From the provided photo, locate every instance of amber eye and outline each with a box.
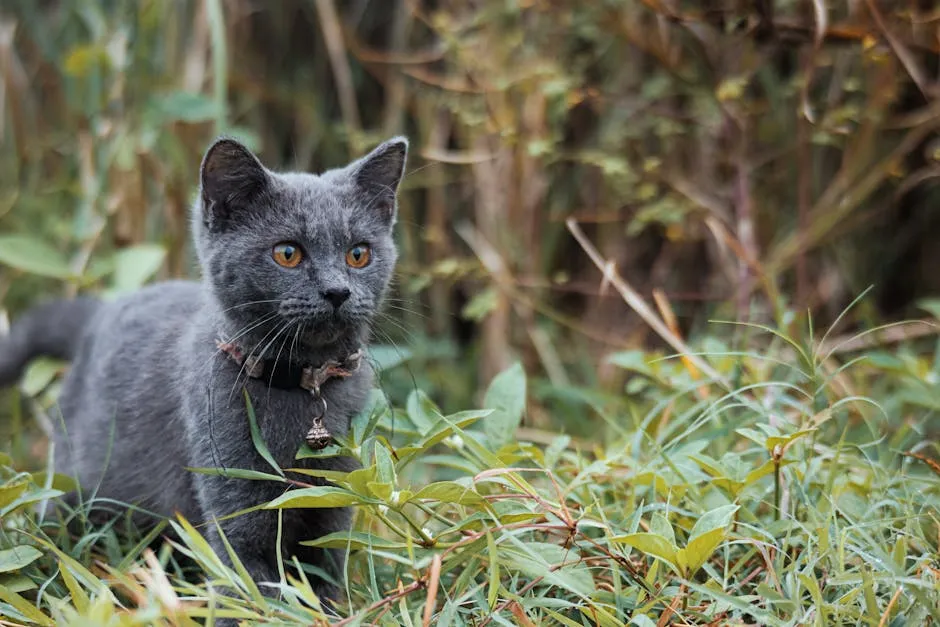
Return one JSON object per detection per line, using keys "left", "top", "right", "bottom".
{"left": 346, "top": 244, "right": 371, "bottom": 268}
{"left": 273, "top": 242, "right": 303, "bottom": 268}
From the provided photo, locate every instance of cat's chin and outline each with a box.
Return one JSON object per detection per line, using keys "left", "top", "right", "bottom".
{"left": 301, "top": 322, "right": 357, "bottom": 348}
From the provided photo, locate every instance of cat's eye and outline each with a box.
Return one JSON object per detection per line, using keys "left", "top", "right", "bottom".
{"left": 346, "top": 244, "right": 371, "bottom": 269}
{"left": 273, "top": 242, "right": 303, "bottom": 268}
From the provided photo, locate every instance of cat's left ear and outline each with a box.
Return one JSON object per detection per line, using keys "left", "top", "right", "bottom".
{"left": 350, "top": 137, "right": 408, "bottom": 224}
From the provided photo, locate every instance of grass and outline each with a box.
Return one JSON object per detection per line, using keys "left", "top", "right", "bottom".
{"left": 1, "top": 304, "right": 938, "bottom": 626}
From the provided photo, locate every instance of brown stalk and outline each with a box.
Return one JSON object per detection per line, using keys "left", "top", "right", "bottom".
{"left": 313, "top": 0, "right": 362, "bottom": 153}
{"left": 566, "top": 219, "right": 730, "bottom": 390}
{"left": 864, "top": 0, "right": 932, "bottom": 99}
{"left": 422, "top": 553, "right": 442, "bottom": 626}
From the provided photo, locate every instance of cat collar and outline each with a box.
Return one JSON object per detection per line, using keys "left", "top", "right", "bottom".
{"left": 215, "top": 339, "right": 363, "bottom": 450}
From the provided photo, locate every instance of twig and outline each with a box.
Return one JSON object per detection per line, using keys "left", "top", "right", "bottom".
{"left": 565, "top": 219, "right": 730, "bottom": 390}
{"left": 864, "top": 0, "right": 931, "bottom": 99}
{"left": 332, "top": 579, "right": 425, "bottom": 626}
{"left": 422, "top": 553, "right": 441, "bottom": 626}
{"left": 314, "top": 0, "right": 362, "bottom": 152}
{"left": 878, "top": 586, "right": 903, "bottom": 627}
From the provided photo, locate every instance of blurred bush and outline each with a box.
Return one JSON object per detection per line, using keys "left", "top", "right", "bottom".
{"left": 0, "top": 0, "right": 938, "bottom": 412}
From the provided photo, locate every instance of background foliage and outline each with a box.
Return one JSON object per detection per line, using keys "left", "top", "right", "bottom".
{"left": 0, "top": 1, "right": 938, "bottom": 625}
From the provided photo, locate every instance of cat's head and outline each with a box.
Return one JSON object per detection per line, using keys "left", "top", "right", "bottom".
{"left": 193, "top": 136, "right": 407, "bottom": 353}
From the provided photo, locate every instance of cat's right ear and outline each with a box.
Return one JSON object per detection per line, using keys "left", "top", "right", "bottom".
{"left": 199, "top": 138, "right": 270, "bottom": 229}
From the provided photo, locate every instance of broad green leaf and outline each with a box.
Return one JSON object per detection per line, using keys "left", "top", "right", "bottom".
{"left": 482, "top": 362, "right": 527, "bottom": 449}
{"left": 185, "top": 467, "right": 286, "bottom": 482}
{"left": 20, "top": 358, "right": 64, "bottom": 396}
{"left": 394, "top": 410, "right": 491, "bottom": 466}
{"left": 0, "top": 235, "right": 73, "bottom": 279}
{"left": 28, "top": 471, "right": 77, "bottom": 494}
{"left": 0, "top": 583, "right": 54, "bottom": 625}
{"left": 111, "top": 244, "right": 166, "bottom": 292}
{"left": 744, "top": 459, "right": 795, "bottom": 487}
{"left": 677, "top": 527, "right": 727, "bottom": 575}
{"left": 736, "top": 427, "right": 768, "bottom": 448}
{"left": 0, "top": 574, "right": 35, "bottom": 593}
{"left": 1, "top": 488, "right": 64, "bottom": 517}
{"left": 0, "top": 478, "right": 29, "bottom": 511}
{"left": 688, "top": 504, "right": 739, "bottom": 541}
{"left": 366, "top": 481, "right": 394, "bottom": 501}
{"left": 765, "top": 428, "right": 817, "bottom": 453}
{"left": 368, "top": 345, "right": 413, "bottom": 373}
{"left": 406, "top": 389, "right": 440, "bottom": 434}
{"left": 501, "top": 540, "right": 595, "bottom": 598}
{"left": 611, "top": 533, "right": 678, "bottom": 570}
{"left": 147, "top": 90, "right": 220, "bottom": 123}
{"left": 58, "top": 559, "right": 89, "bottom": 614}
{"left": 263, "top": 486, "right": 364, "bottom": 509}
{"left": 676, "top": 504, "right": 738, "bottom": 575}
{"left": 373, "top": 442, "right": 396, "bottom": 486}
{"left": 486, "top": 531, "right": 499, "bottom": 609}
{"left": 649, "top": 512, "right": 676, "bottom": 547}
{"left": 607, "top": 350, "right": 655, "bottom": 377}
{"left": 244, "top": 390, "right": 284, "bottom": 476}
{"left": 410, "top": 481, "right": 483, "bottom": 505}
{"left": 300, "top": 531, "right": 407, "bottom": 550}
{"left": 0, "top": 546, "right": 42, "bottom": 573}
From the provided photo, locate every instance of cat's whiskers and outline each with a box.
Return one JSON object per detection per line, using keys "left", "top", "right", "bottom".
{"left": 218, "top": 299, "right": 281, "bottom": 315}
{"left": 374, "top": 311, "right": 418, "bottom": 344}
{"left": 382, "top": 303, "right": 427, "bottom": 320}
{"left": 226, "top": 317, "right": 288, "bottom": 403}
{"left": 199, "top": 311, "right": 280, "bottom": 373}
{"left": 264, "top": 318, "right": 300, "bottom": 401}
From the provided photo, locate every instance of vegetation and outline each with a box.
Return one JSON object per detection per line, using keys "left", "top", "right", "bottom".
{"left": 0, "top": 1, "right": 938, "bottom": 625}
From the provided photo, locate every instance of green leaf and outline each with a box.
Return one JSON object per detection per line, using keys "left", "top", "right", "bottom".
{"left": 373, "top": 443, "right": 396, "bottom": 485}
{"left": 765, "top": 428, "right": 816, "bottom": 453}
{"left": 611, "top": 533, "right": 678, "bottom": 570}
{"left": 147, "top": 90, "right": 220, "bottom": 123}
{"left": 263, "top": 486, "right": 364, "bottom": 509}
{"left": 20, "top": 358, "right": 64, "bottom": 396}
{"left": 410, "top": 481, "right": 483, "bottom": 505}
{"left": 244, "top": 390, "right": 284, "bottom": 476}
{"left": 58, "top": 559, "right": 89, "bottom": 614}
{"left": 28, "top": 471, "right": 76, "bottom": 494}
{"left": 607, "top": 350, "right": 655, "bottom": 376}
{"left": 110, "top": 244, "right": 166, "bottom": 292}
{"left": 368, "top": 345, "right": 413, "bottom": 372}
{"left": 0, "top": 478, "right": 29, "bottom": 511}
{"left": 0, "top": 583, "right": 54, "bottom": 625}
{"left": 406, "top": 389, "right": 441, "bottom": 434}
{"left": 501, "top": 540, "right": 595, "bottom": 598}
{"left": 0, "top": 546, "right": 43, "bottom": 573}
{"left": 688, "top": 504, "right": 739, "bottom": 541}
{"left": 677, "top": 527, "right": 726, "bottom": 575}
{"left": 676, "top": 504, "right": 738, "bottom": 575}
{"left": 461, "top": 286, "right": 499, "bottom": 321}
{"left": 0, "top": 235, "right": 73, "bottom": 279}
{"left": 649, "top": 512, "right": 676, "bottom": 547}
{"left": 486, "top": 531, "right": 499, "bottom": 609}
{"left": 300, "top": 531, "right": 407, "bottom": 550}
{"left": 185, "top": 467, "right": 287, "bottom": 482}
{"left": 0, "top": 574, "right": 35, "bottom": 593}
{"left": 482, "top": 362, "right": 527, "bottom": 449}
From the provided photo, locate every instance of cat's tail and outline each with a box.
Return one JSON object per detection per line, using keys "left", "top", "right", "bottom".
{"left": 0, "top": 297, "right": 101, "bottom": 388}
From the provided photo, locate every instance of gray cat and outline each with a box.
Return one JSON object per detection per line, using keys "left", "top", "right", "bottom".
{"left": 0, "top": 136, "right": 407, "bottom": 613}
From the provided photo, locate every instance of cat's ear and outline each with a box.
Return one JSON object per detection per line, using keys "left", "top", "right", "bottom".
{"left": 350, "top": 137, "right": 408, "bottom": 223}
{"left": 199, "top": 138, "right": 270, "bottom": 228}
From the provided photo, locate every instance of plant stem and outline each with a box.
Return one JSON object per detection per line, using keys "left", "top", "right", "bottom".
{"left": 774, "top": 459, "right": 781, "bottom": 521}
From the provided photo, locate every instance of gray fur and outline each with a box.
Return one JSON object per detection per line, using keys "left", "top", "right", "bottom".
{"left": 0, "top": 137, "right": 408, "bottom": 609}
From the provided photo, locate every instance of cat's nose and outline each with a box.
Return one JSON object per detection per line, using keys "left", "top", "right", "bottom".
{"left": 322, "top": 287, "right": 351, "bottom": 309}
